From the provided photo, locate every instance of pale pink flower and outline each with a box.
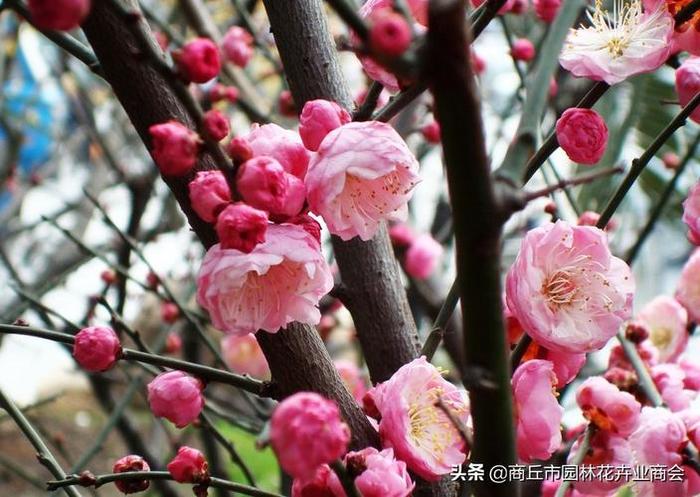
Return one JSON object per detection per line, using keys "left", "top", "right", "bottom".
{"left": 147, "top": 371, "right": 204, "bottom": 428}
{"left": 505, "top": 221, "right": 634, "bottom": 354}
{"left": 335, "top": 360, "right": 367, "bottom": 402}
{"left": 629, "top": 407, "right": 688, "bottom": 497}
{"left": 651, "top": 363, "right": 693, "bottom": 411}
{"left": 221, "top": 26, "right": 254, "bottom": 68}
{"left": 188, "top": 171, "right": 231, "bottom": 223}
{"left": 221, "top": 334, "right": 270, "bottom": 379}
{"left": 113, "top": 455, "right": 150, "bottom": 494}
{"left": 215, "top": 203, "right": 268, "bottom": 253}
{"left": 305, "top": 121, "right": 420, "bottom": 241}
{"left": 555, "top": 108, "right": 608, "bottom": 165}
{"left": 676, "top": 249, "right": 700, "bottom": 322}
{"left": 149, "top": 121, "right": 200, "bottom": 176}
{"left": 365, "top": 356, "right": 469, "bottom": 481}
{"left": 404, "top": 234, "right": 443, "bottom": 280}
{"left": 346, "top": 447, "right": 415, "bottom": 497}
{"left": 236, "top": 156, "right": 307, "bottom": 220}
{"left": 512, "top": 360, "right": 563, "bottom": 462}
{"left": 679, "top": 356, "right": 700, "bottom": 390}
{"left": 291, "top": 464, "right": 345, "bottom": 497}
{"left": 576, "top": 377, "right": 641, "bottom": 436}
{"left": 675, "top": 57, "right": 700, "bottom": 125}
{"left": 270, "top": 392, "right": 351, "bottom": 480}
{"left": 196, "top": 223, "right": 333, "bottom": 335}
{"left": 299, "top": 100, "right": 351, "bottom": 152}
{"left": 683, "top": 180, "right": 700, "bottom": 244}
{"left": 638, "top": 296, "right": 689, "bottom": 362}
{"left": 173, "top": 38, "right": 221, "bottom": 84}
{"left": 519, "top": 339, "right": 586, "bottom": 387}
{"left": 243, "top": 123, "right": 310, "bottom": 179}
{"left": 570, "top": 431, "right": 632, "bottom": 495}
{"left": 28, "top": 0, "right": 91, "bottom": 31}
{"left": 167, "top": 446, "right": 209, "bottom": 483}
{"left": 559, "top": 0, "right": 673, "bottom": 85}
{"left": 73, "top": 326, "right": 121, "bottom": 372}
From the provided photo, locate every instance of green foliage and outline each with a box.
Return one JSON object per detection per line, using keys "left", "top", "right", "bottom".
{"left": 218, "top": 423, "right": 281, "bottom": 492}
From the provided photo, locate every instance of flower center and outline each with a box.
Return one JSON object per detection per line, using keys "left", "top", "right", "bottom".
{"left": 542, "top": 269, "right": 579, "bottom": 309}
{"left": 407, "top": 388, "right": 463, "bottom": 456}
{"left": 650, "top": 326, "right": 673, "bottom": 349}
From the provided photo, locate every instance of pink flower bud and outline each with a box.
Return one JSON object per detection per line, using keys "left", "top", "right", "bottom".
{"left": 352, "top": 448, "right": 415, "bottom": 497}
{"left": 215, "top": 203, "right": 268, "bottom": 252}
{"left": 221, "top": 26, "right": 254, "bottom": 68}
{"left": 663, "top": 152, "right": 680, "bottom": 170}
{"left": 421, "top": 120, "right": 441, "bottom": 144}
{"left": 147, "top": 371, "right": 204, "bottom": 428}
{"left": 509, "top": 0, "right": 527, "bottom": 14}
{"left": 236, "top": 156, "right": 306, "bottom": 220}
{"left": 28, "top": 0, "right": 91, "bottom": 31}
{"left": 279, "top": 90, "right": 296, "bottom": 117}
{"left": 676, "top": 249, "right": 700, "bottom": 322}
{"left": 404, "top": 234, "right": 443, "bottom": 280}
{"left": 299, "top": 99, "right": 351, "bottom": 152}
{"left": 388, "top": 223, "right": 416, "bottom": 248}
{"left": 113, "top": 455, "right": 150, "bottom": 494}
{"left": 73, "top": 326, "right": 121, "bottom": 372}
{"left": 576, "top": 377, "right": 641, "bottom": 436}
{"left": 167, "top": 446, "right": 209, "bottom": 483}
{"left": 209, "top": 84, "right": 239, "bottom": 104}
{"left": 149, "top": 121, "right": 200, "bottom": 176}
{"left": 549, "top": 78, "right": 559, "bottom": 98}
{"left": 100, "top": 269, "right": 117, "bottom": 285}
{"left": 533, "top": 0, "right": 561, "bottom": 22}
{"left": 471, "top": 50, "right": 486, "bottom": 75}
{"left": 511, "top": 38, "right": 535, "bottom": 61}
{"left": 203, "top": 109, "right": 230, "bottom": 142}
{"left": 226, "top": 136, "right": 254, "bottom": 165}
{"left": 161, "top": 302, "right": 180, "bottom": 324}
{"left": 270, "top": 392, "right": 351, "bottom": 480}
{"left": 471, "top": 0, "right": 514, "bottom": 14}
{"left": 243, "top": 123, "right": 310, "bottom": 179}
{"left": 555, "top": 108, "right": 608, "bottom": 165}
{"left": 188, "top": 170, "right": 232, "bottom": 223}
{"left": 165, "top": 332, "right": 182, "bottom": 355}
{"left": 676, "top": 57, "right": 700, "bottom": 124}
{"left": 291, "top": 464, "right": 345, "bottom": 497}
{"left": 369, "top": 10, "right": 412, "bottom": 57}
{"left": 174, "top": 38, "right": 221, "bottom": 84}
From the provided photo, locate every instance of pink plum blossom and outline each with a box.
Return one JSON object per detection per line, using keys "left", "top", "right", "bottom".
{"left": 638, "top": 296, "right": 689, "bottom": 362}
{"left": 147, "top": 371, "right": 204, "bottom": 428}
{"left": 173, "top": 38, "right": 221, "bottom": 84}
{"left": 335, "top": 360, "right": 367, "bottom": 402}
{"left": 369, "top": 11, "right": 412, "bottom": 57}
{"left": 512, "top": 360, "right": 563, "bottom": 462}
{"left": 167, "top": 446, "right": 209, "bottom": 483}
{"left": 236, "top": 156, "right": 307, "bottom": 220}
{"left": 73, "top": 326, "right": 121, "bottom": 372}
{"left": 570, "top": 431, "right": 632, "bottom": 495}
{"left": 519, "top": 339, "right": 586, "bottom": 387}
{"left": 196, "top": 223, "right": 333, "bottom": 335}
{"left": 676, "top": 248, "right": 700, "bottom": 323}
{"left": 346, "top": 447, "right": 415, "bottom": 497}
{"left": 676, "top": 57, "right": 700, "bottom": 125}
{"left": 305, "top": 121, "right": 420, "bottom": 241}
{"left": 221, "top": 26, "right": 254, "bottom": 68}
{"left": 149, "top": 121, "right": 200, "bottom": 176}
{"left": 364, "top": 356, "right": 469, "bottom": 481}
{"left": 555, "top": 108, "right": 608, "bottom": 165}
{"left": 651, "top": 363, "right": 693, "bottom": 411}
{"left": 28, "top": 0, "right": 91, "bottom": 31}
{"left": 188, "top": 171, "right": 231, "bottom": 223}
{"left": 505, "top": 221, "right": 634, "bottom": 354}
{"left": 629, "top": 407, "right": 689, "bottom": 497}
{"left": 663, "top": 0, "right": 700, "bottom": 55}
{"left": 221, "top": 334, "right": 270, "bottom": 379}
{"left": 215, "top": 203, "right": 268, "bottom": 253}
{"left": 404, "top": 234, "right": 443, "bottom": 280}
{"left": 679, "top": 356, "right": 700, "bottom": 390}
{"left": 559, "top": 0, "right": 673, "bottom": 85}
{"left": 683, "top": 180, "right": 700, "bottom": 244}
{"left": 576, "top": 377, "right": 641, "bottom": 436}
{"left": 270, "top": 392, "right": 351, "bottom": 480}
{"left": 299, "top": 99, "right": 351, "bottom": 152}
{"left": 243, "top": 123, "right": 310, "bottom": 179}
